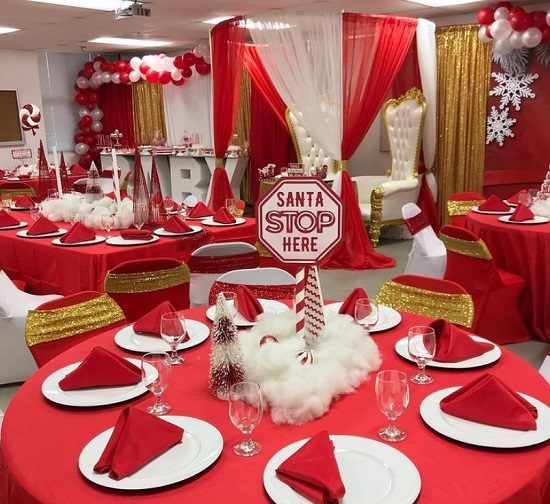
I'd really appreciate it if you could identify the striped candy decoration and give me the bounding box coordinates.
[295,267,306,338]
[304,266,325,347]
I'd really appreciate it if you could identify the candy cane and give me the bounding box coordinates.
[295,267,306,338]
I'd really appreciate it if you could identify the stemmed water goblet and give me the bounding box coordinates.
[221,292,238,318]
[160,312,187,365]
[375,370,409,442]
[229,382,263,456]
[354,298,379,333]
[141,352,172,416]
[163,196,174,214]
[407,326,436,385]
[101,214,114,238]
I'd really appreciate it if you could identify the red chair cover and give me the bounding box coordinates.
[0,181,35,196]
[209,280,295,306]
[447,192,485,228]
[104,258,190,322]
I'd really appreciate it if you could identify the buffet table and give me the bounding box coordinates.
[1,307,548,504]
[465,211,550,342]
[0,212,257,295]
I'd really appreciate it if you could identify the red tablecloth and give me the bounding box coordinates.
[0,175,83,196]
[465,211,550,342]
[1,308,548,503]
[0,213,257,295]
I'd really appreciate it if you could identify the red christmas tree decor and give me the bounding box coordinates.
[132,149,150,228]
[36,140,53,202]
[59,152,70,194]
[148,155,166,225]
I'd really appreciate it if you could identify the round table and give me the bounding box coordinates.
[465,211,550,342]
[1,307,549,503]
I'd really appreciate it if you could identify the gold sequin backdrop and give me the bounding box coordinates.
[132,81,168,146]
[435,24,492,222]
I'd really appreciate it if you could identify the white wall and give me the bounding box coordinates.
[0,49,46,169]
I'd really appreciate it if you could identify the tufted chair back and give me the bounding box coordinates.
[383,87,426,183]
[286,108,336,179]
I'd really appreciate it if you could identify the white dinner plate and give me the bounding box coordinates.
[504,200,518,207]
[79,416,223,490]
[471,206,513,215]
[0,221,27,230]
[206,299,289,327]
[154,225,202,237]
[420,387,550,449]
[186,216,209,221]
[114,319,210,353]
[41,358,152,407]
[52,235,106,247]
[106,235,160,246]
[201,217,246,227]
[10,205,34,211]
[394,335,501,369]
[498,215,550,225]
[324,303,402,333]
[264,435,421,504]
[17,228,67,238]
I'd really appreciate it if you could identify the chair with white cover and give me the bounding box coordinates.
[189,242,259,307]
[402,203,446,278]
[0,270,61,384]
[352,87,426,246]
[540,353,550,384]
[209,268,296,305]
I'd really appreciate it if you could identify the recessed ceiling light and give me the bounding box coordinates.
[405,0,483,6]
[28,0,119,11]
[203,16,234,25]
[88,37,174,48]
[0,26,20,35]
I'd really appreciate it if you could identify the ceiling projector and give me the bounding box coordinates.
[115,1,151,20]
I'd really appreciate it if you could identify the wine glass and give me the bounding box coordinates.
[221,291,238,318]
[375,370,409,442]
[408,326,436,385]
[1,194,12,211]
[29,205,40,221]
[47,189,59,200]
[141,352,172,415]
[101,214,114,238]
[354,298,379,333]
[225,198,236,215]
[180,205,188,220]
[160,312,186,365]
[229,382,263,457]
[133,210,146,230]
[163,196,174,214]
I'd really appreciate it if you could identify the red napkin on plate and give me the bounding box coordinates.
[14,195,35,208]
[70,164,88,176]
[509,204,534,222]
[440,373,538,430]
[163,198,181,212]
[213,207,236,224]
[27,216,59,236]
[59,222,96,244]
[0,210,20,228]
[430,319,494,363]
[120,229,152,240]
[478,195,509,212]
[188,201,214,218]
[276,431,346,504]
[164,215,193,233]
[507,190,527,205]
[339,288,369,316]
[17,174,31,180]
[133,301,189,340]
[58,347,141,390]
[235,285,264,322]
[94,406,184,480]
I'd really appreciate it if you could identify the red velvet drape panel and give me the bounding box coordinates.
[98,83,135,149]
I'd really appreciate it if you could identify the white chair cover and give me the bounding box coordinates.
[540,353,550,384]
[216,267,296,287]
[402,203,446,278]
[190,242,258,307]
[0,271,61,384]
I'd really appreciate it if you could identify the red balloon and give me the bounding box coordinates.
[73,83,80,92]
[158,71,171,84]
[116,60,127,73]
[172,77,185,86]
[86,103,95,111]
[120,72,130,84]
[93,55,105,63]
[477,7,494,25]
[75,93,88,105]
[84,136,96,146]
[88,91,99,103]
[139,63,150,74]
[81,115,93,126]
[88,146,99,157]
[100,61,109,72]
[80,125,91,134]
[77,70,84,77]
[74,134,85,144]
[107,63,116,73]
[181,67,193,79]
[510,12,530,32]
[84,61,94,72]
[195,62,211,76]
[485,25,493,39]
[542,26,550,43]
[83,67,94,79]
[510,7,525,16]
[530,11,548,30]
[183,52,197,66]
[173,55,184,69]
[80,153,93,165]
[146,69,159,83]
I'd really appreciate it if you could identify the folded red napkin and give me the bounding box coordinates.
[276,431,346,504]
[133,301,189,340]
[164,215,192,233]
[478,195,509,212]
[70,164,88,176]
[440,373,538,430]
[0,210,20,228]
[94,406,184,480]
[120,229,152,240]
[188,201,214,218]
[339,288,369,316]
[163,198,181,212]
[235,285,264,322]
[48,169,56,178]
[58,347,141,391]
[509,203,534,222]
[507,190,527,205]
[213,206,236,224]
[14,195,35,208]
[27,216,59,236]
[17,174,31,180]
[59,222,96,244]
[430,319,493,363]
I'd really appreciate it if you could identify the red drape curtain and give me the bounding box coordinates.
[98,83,135,149]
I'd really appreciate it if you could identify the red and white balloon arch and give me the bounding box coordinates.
[73,45,211,167]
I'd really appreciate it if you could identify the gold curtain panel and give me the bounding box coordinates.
[132,81,168,146]
[435,24,492,223]
[237,69,252,202]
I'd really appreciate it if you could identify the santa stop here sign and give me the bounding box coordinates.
[257,177,343,264]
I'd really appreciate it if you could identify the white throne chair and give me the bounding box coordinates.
[352,87,426,246]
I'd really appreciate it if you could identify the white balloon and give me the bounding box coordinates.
[75,142,89,155]
[143,55,155,65]
[76,76,89,89]
[478,25,491,43]
[494,7,509,20]
[91,72,102,85]
[91,120,103,133]
[522,27,542,48]
[100,71,111,83]
[91,108,104,120]
[490,19,512,40]
[79,107,90,117]
[129,70,141,82]
[111,72,121,84]
[129,56,141,71]
[203,53,211,64]
[93,61,102,71]
[547,10,550,27]
[171,68,183,81]
[162,58,173,71]
[193,46,203,58]
[494,37,512,55]
[510,30,524,49]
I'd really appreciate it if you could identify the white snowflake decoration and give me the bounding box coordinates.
[490,72,538,111]
[486,106,516,147]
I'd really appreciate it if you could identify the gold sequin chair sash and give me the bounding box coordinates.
[439,232,492,260]
[104,263,190,293]
[447,199,485,217]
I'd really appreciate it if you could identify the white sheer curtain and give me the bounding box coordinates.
[248,11,342,161]
[163,73,212,147]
